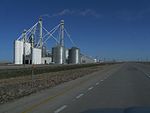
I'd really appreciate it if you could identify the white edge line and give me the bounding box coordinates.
[54,105,67,113]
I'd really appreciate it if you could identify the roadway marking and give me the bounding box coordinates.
[145,73,150,78]
[139,69,150,79]
[76,93,84,99]
[96,82,99,85]
[134,66,150,79]
[21,78,90,113]
[54,105,67,113]
[88,87,93,91]
[100,80,104,82]
[21,68,111,113]
[146,74,150,78]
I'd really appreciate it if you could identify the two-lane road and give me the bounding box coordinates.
[1,63,150,113]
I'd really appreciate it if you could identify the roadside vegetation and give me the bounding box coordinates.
[0,63,113,79]
[0,63,115,104]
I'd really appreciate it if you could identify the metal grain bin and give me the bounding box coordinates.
[52,46,66,64]
[68,47,80,64]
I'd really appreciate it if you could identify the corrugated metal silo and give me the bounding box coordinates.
[68,47,80,64]
[65,48,69,59]
[52,46,66,64]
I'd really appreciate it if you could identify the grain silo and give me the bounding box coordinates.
[32,48,42,64]
[68,47,80,64]
[52,45,66,64]
[14,40,24,64]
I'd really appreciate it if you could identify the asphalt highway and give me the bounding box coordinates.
[1,63,150,113]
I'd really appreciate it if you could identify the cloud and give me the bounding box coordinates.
[79,9,101,18]
[51,9,74,17]
[41,9,102,18]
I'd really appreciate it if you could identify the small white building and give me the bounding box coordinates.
[81,55,95,64]
[41,57,52,64]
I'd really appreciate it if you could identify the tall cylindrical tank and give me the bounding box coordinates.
[42,46,46,57]
[25,42,31,55]
[14,40,23,64]
[32,48,41,64]
[68,47,80,64]
[65,49,69,64]
[52,46,66,64]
